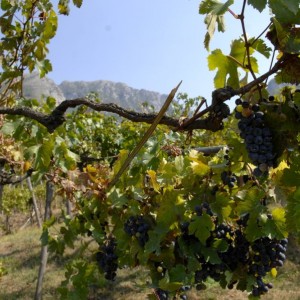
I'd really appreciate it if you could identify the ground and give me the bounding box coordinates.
[1,223,300,300]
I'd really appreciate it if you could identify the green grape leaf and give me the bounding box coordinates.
[199,0,234,15]
[34,40,46,61]
[60,226,75,248]
[286,187,300,234]
[156,187,185,227]
[189,214,215,244]
[212,238,229,252]
[235,187,265,216]
[199,0,232,50]
[40,228,49,246]
[145,224,169,255]
[72,0,83,8]
[211,191,233,221]
[248,0,267,12]
[248,38,272,59]
[36,59,52,78]
[58,0,70,15]
[0,120,21,135]
[268,19,300,53]
[207,49,239,88]
[281,166,300,186]
[43,10,58,40]
[35,137,55,170]
[230,39,258,73]
[169,264,187,282]
[201,246,222,264]
[1,0,13,10]
[207,38,256,89]
[269,0,300,23]
[203,14,225,50]
[159,272,183,292]
[107,188,128,208]
[244,215,263,242]
[271,207,288,238]
[112,149,129,175]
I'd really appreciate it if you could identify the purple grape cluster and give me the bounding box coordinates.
[96,237,118,280]
[177,202,288,298]
[235,99,276,177]
[154,288,169,300]
[221,170,238,188]
[124,215,150,246]
[249,236,288,296]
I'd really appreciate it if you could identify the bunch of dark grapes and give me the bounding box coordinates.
[248,236,288,296]
[235,98,276,177]
[124,215,150,246]
[154,288,169,300]
[178,202,288,298]
[194,201,213,216]
[221,170,238,188]
[96,236,118,280]
[194,260,226,287]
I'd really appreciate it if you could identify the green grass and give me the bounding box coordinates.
[1,226,300,300]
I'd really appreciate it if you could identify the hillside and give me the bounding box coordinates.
[23,73,66,104]
[22,73,167,111]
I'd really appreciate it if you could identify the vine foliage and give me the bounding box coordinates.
[1,0,300,299]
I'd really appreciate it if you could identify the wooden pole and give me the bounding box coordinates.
[35,181,54,300]
[26,177,42,228]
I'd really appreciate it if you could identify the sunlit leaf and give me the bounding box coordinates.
[147,170,161,192]
[189,214,215,244]
[248,0,267,12]
[269,0,300,23]
[73,0,83,8]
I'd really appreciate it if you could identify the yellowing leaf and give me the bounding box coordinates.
[271,207,288,238]
[146,170,160,192]
[113,149,129,175]
[271,160,289,175]
[85,164,97,174]
[271,267,277,278]
[188,150,210,176]
[190,159,210,176]
[23,161,31,172]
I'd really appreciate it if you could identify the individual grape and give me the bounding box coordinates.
[252,104,260,112]
[235,98,242,105]
[242,101,250,108]
[236,104,243,113]
[268,95,275,101]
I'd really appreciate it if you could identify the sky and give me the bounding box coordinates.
[47,0,273,102]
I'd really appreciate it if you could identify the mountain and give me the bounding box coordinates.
[23,72,65,104]
[59,80,167,111]
[22,73,167,111]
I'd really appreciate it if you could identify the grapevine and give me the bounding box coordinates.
[1,0,300,300]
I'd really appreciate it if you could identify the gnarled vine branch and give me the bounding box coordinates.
[0,56,285,133]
